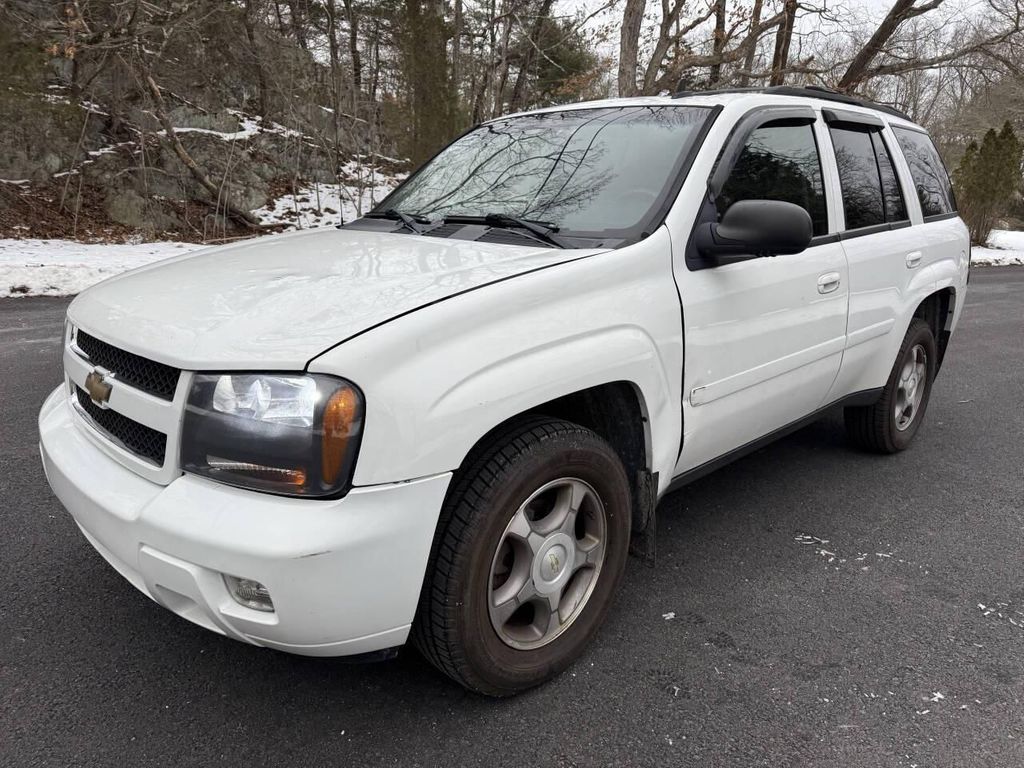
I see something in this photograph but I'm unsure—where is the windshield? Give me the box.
[375,106,714,242]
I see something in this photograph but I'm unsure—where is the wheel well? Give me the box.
[914,288,955,368]
[456,382,651,535]
[525,382,650,534]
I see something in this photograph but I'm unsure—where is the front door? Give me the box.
[674,110,849,475]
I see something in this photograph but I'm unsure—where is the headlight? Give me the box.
[181,373,364,497]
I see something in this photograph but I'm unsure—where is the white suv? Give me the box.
[39,87,969,696]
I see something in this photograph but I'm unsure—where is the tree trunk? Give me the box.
[452,0,463,99]
[618,0,645,96]
[769,0,797,86]
[510,0,555,111]
[708,0,728,86]
[324,0,343,186]
[286,0,308,49]
[493,4,515,116]
[403,0,454,162]
[144,74,260,229]
[737,0,763,86]
[243,0,269,117]
[369,15,381,103]
[341,0,362,100]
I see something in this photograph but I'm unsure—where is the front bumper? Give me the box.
[38,386,451,656]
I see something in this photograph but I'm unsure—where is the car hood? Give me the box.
[68,227,603,370]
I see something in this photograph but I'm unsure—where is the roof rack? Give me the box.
[671,85,913,122]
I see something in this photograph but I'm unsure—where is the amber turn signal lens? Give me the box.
[322,386,359,485]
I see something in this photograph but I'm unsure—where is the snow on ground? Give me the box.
[972,229,1024,266]
[252,162,404,229]
[1,239,204,298]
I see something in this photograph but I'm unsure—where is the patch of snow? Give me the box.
[973,229,1024,266]
[156,111,307,143]
[226,109,302,139]
[0,179,30,186]
[156,124,261,142]
[1,239,204,298]
[253,165,404,230]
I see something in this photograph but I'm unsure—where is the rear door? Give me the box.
[818,108,924,400]
[673,107,850,475]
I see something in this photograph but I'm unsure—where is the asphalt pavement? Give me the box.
[2,268,1023,767]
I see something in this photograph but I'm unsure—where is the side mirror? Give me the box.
[694,199,813,264]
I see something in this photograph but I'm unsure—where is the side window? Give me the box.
[829,126,885,229]
[829,125,909,229]
[892,127,955,218]
[717,120,828,236]
[872,132,908,222]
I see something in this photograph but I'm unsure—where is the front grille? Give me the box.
[75,387,167,465]
[75,330,180,401]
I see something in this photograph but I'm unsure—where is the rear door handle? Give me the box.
[817,272,841,294]
[906,251,923,269]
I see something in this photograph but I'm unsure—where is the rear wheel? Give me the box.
[412,417,632,696]
[844,318,937,453]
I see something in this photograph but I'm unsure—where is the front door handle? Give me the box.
[906,251,923,269]
[817,272,841,294]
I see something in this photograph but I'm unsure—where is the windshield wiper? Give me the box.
[365,208,431,234]
[481,213,569,249]
[441,213,569,248]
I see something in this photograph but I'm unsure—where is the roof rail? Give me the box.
[671,85,913,122]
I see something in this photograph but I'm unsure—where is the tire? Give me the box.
[412,417,632,696]
[844,318,938,453]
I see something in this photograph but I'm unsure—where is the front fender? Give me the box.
[309,229,684,489]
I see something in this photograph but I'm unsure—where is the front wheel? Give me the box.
[844,318,938,453]
[412,417,632,696]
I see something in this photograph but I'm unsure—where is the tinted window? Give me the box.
[378,106,713,239]
[872,132,907,222]
[717,121,828,236]
[830,126,885,229]
[892,127,955,217]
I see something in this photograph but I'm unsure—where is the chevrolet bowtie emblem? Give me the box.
[85,368,113,406]
[548,552,561,576]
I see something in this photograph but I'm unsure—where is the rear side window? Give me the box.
[892,127,956,217]
[717,121,828,236]
[829,127,884,229]
[872,132,908,222]
[829,126,908,230]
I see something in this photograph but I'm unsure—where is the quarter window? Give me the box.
[717,120,828,237]
[892,127,956,217]
[829,125,908,229]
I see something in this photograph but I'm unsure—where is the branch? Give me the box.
[143,72,261,229]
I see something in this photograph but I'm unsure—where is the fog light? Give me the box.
[224,574,275,612]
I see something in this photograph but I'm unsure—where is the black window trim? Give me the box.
[922,210,960,223]
[686,104,825,271]
[838,219,912,241]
